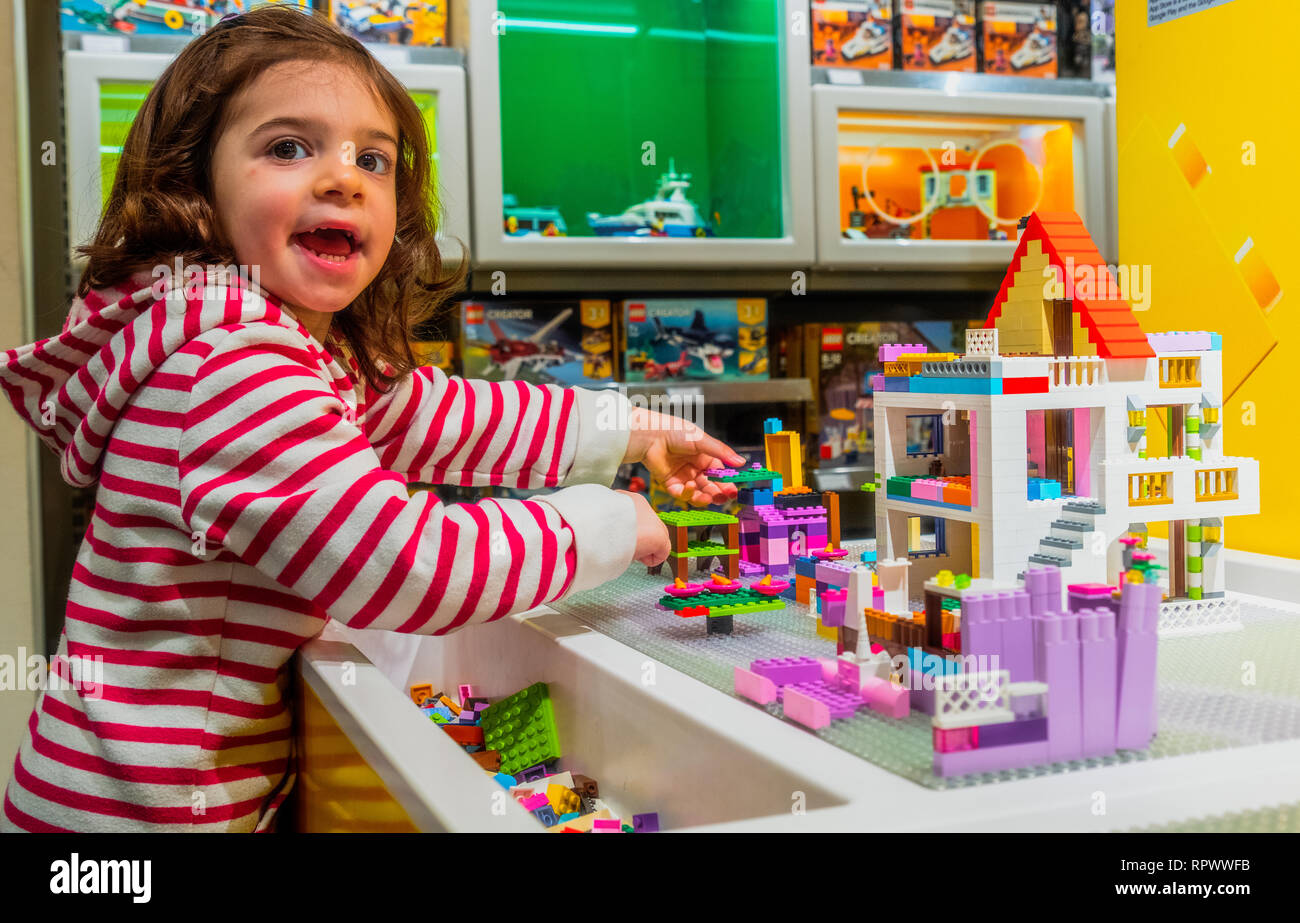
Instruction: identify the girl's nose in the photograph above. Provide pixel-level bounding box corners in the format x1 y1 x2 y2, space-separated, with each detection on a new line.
314 148 365 199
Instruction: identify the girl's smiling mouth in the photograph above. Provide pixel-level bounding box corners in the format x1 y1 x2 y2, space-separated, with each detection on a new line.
292 225 361 271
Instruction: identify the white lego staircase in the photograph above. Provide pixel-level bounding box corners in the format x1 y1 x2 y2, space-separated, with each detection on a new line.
1029 499 1106 576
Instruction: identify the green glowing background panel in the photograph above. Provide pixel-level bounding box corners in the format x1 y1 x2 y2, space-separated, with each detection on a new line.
99 81 441 207
99 81 152 208
497 0 784 239
410 90 441 184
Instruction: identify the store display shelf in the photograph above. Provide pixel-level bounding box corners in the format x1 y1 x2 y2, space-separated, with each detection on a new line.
598 378 813 407
812 67 1113 99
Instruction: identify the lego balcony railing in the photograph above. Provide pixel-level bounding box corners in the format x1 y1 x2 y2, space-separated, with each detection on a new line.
1109 456 1258 514
1049 356 1106 389
995 356 1107 392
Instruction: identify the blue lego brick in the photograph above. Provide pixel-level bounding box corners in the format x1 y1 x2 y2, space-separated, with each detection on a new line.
764 417 783 434
1209 332 1222 350
751 488 774 506
881 376 911 392
908 647 963 677
859 549 877 564
493 773 517 788
1028 478 1063 500
909 376 1002 395
795 556 818 578
534 805 559 827
558 812 581 823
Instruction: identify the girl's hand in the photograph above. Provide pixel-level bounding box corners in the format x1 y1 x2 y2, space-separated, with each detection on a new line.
616 489 671 567
624 407 745 507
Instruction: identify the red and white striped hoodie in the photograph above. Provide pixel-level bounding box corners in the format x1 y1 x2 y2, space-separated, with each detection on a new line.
0 270 634 832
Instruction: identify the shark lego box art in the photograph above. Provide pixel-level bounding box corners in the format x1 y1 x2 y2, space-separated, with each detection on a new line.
460 299 615 387
621 298 769 382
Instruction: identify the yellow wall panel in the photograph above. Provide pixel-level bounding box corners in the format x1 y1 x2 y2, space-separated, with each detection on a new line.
1118 2 1296 559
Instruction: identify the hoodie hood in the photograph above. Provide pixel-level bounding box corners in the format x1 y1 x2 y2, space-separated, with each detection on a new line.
0 268 352 488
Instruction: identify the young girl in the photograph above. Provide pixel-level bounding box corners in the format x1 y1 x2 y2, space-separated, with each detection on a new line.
0 7 741 832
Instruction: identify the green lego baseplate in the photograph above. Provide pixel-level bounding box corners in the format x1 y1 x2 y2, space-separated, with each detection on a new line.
706 467 782 484
480 682 561 775
658 510 738 527
657 586 786 617
671 540 739 558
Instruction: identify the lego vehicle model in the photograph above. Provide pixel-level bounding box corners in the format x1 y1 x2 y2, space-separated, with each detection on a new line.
841 18 890 60
650 310 737 375
1011 31 1055 70
929 24 974 64
503 194 567 237
587 160 713 238
484 308 577 379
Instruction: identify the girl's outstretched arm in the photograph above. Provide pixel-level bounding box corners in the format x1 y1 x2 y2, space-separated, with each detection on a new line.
361 365 629 490
179 326 636 632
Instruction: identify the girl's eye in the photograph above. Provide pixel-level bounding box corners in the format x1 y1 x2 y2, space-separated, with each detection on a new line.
356 151 391 175
271 139 309 161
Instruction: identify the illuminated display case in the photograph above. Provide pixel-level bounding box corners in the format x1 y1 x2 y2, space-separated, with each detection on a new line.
469 0 815 269
62 43 469 264
812 75 1110 269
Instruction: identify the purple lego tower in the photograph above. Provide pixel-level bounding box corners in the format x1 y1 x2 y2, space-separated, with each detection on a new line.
933 565 1162 777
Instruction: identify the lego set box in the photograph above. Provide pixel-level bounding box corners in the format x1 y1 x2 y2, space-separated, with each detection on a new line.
980 2 1057 78
899 0 976 72
812 0 895 71
621 299 769 382
461 299 616 387
779 319 981 469
328 1 448 46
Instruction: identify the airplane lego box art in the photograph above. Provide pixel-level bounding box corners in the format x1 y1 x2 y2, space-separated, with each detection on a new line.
460 299 616 387
621 298 769 382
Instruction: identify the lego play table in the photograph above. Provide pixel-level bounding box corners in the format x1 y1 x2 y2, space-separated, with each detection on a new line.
294 548 1300 831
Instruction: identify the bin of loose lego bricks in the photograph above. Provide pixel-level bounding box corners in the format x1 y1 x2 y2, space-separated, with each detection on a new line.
323 610 839 831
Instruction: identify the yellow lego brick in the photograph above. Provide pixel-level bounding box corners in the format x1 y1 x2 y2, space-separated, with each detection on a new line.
815 619 837 641
547 783 581 816
438 695 462 715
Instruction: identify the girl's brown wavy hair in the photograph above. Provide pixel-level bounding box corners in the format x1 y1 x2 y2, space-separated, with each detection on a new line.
75 5 465 393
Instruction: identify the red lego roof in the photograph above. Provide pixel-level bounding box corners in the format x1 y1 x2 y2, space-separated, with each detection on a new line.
984 211 1155 359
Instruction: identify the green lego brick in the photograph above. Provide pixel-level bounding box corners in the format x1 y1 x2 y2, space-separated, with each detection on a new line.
480 682 561 776
658 510 738 527
670 540 739 558
1186 525 1203 542
706 467 782 484
657 586 785 617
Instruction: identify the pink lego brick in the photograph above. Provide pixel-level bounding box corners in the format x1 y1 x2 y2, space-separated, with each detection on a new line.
837 657 861 691
520 793 549 812
1115 582 1160 750
861 676 910 719
869 374 885 390
760 536 789 566
782 686 831 729
734 666 778 705
787 681 861 720
591 818 622 833
750 656 823 686
879 343 926 362
1146 331 1211 353
820 589 848 627
933 726 977 753
458 684 477 703
817 657 839 682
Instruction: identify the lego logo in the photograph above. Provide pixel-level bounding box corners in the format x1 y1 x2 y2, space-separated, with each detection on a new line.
465 304 484 324
822 327 844 351
629 303 646 323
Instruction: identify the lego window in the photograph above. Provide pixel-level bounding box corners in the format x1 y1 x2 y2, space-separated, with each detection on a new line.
905 414 943 456
907 516 946 557
496 0 785 241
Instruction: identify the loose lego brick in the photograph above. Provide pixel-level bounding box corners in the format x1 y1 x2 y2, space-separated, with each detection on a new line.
409 683 434 706
734 666 778 705
471 750 502 772
534 805 559 827
591 818 622 833
438 694 462 715
544 809 611 834
520 792 549 812
492 772 516 788
480 683 562 776
571 773 599 800
458 684 477 704
547 783 581 816
441 724 484 747
750 656 822 686
632 812 660 833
